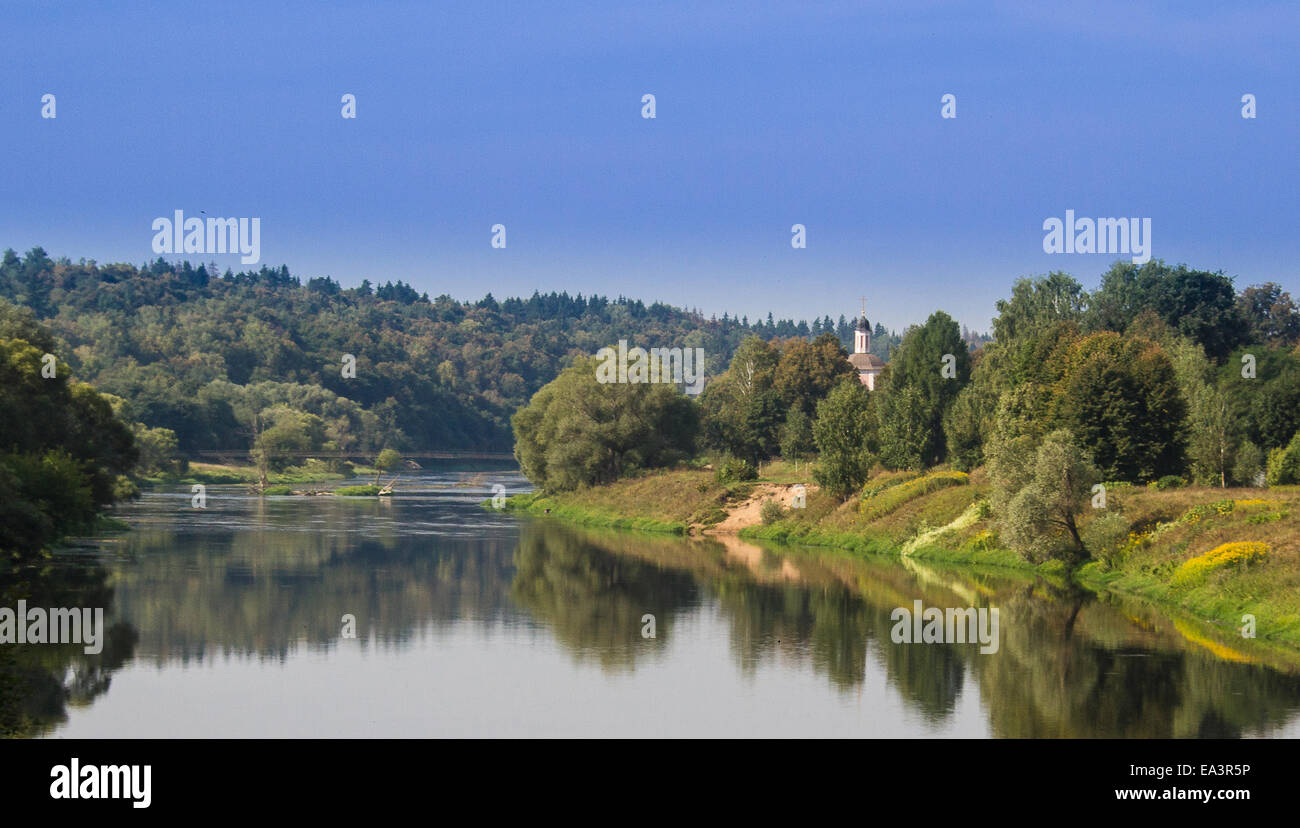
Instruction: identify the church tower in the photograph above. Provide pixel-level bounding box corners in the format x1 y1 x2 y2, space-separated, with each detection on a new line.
847 300 884 390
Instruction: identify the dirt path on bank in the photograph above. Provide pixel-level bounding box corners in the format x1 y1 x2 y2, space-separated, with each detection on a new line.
707 482 816 534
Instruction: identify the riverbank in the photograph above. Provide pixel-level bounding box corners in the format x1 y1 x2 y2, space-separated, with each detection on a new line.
501 464 1300 657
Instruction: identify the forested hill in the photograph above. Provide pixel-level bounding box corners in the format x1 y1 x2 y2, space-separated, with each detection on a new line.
0 247 916 454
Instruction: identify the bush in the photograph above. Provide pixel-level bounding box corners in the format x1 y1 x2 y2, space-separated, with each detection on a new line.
1082 511 1130 566
760 499 785 525
1233 441 1266 487
1179 499 1234 524
261 485 293 496
715 456 758 484
1266 432 1300 485
1152 475 1185 490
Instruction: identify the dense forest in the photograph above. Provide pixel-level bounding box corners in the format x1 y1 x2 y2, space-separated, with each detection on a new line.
0 300 138 556
0 247 926 462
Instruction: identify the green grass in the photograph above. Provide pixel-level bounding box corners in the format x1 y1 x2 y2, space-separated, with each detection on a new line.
334 484 382 497
497 466 758 533
498 491 687 533
139 461 358 486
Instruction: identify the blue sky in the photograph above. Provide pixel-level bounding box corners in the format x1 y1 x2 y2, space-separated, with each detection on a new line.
2 1 1296 331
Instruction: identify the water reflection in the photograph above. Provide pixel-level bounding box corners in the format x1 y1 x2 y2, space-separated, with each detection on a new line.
0 555 137 737
8 473 1300 737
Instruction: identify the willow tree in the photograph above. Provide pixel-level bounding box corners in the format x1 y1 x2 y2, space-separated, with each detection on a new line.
992 429 1099 565
512 354 698 492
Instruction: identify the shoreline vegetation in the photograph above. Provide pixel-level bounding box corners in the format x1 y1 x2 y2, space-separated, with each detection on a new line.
133 462 393 497
496 266 1300 672
5 251 1300 667
136 461 381 487
122 461 402 499
498 461 1300 663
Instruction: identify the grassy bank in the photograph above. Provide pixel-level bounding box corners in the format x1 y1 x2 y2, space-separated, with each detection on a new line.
502 464 1300 655
499 466 771 534
1073 490 1300 650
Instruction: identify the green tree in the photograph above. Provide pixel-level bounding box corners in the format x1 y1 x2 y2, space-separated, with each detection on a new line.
697 336 782 465
253 406 326 475
1266 432 1300 485
372 447 403 485
1236 282 1300 348
131 423 183 476
1221 346 1300 451
1233 441 1265 487
878 311 970 466
512 355 698 492
1088 261 1244 360
778 405 816 467
1184 382 1239 487
995 429 1099 565
772 332 855 417
812 379 875 499
877 384 930 470
0 309 137 555
992 272 1088 346
943 380 997 472
1052 332 1185 482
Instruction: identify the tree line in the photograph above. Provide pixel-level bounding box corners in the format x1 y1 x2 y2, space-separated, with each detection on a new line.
513 260 1300 564
0 247 914 473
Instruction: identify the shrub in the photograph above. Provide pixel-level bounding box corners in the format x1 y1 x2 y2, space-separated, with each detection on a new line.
261 485 293 496
1082 511 1130 566
760 499 785 525
965 530 997 553
1173 541 1269 584
1247 511 1287 525
1266 432 1300 485
1152 475 1185 490
715 456 758 484
1233 441 1266 487
1178 499 1235 525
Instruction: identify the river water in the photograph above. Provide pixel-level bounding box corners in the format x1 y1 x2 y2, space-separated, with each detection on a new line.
11 469 1300 738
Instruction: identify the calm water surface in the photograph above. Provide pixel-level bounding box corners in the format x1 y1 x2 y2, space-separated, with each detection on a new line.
13 469 1300 738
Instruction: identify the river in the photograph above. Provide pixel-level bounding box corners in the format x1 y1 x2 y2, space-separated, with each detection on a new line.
11 468 1300 738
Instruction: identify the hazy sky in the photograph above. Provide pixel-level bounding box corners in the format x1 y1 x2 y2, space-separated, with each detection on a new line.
2 1 1296 332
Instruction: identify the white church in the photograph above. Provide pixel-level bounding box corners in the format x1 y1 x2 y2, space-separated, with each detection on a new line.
847 309 884 390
